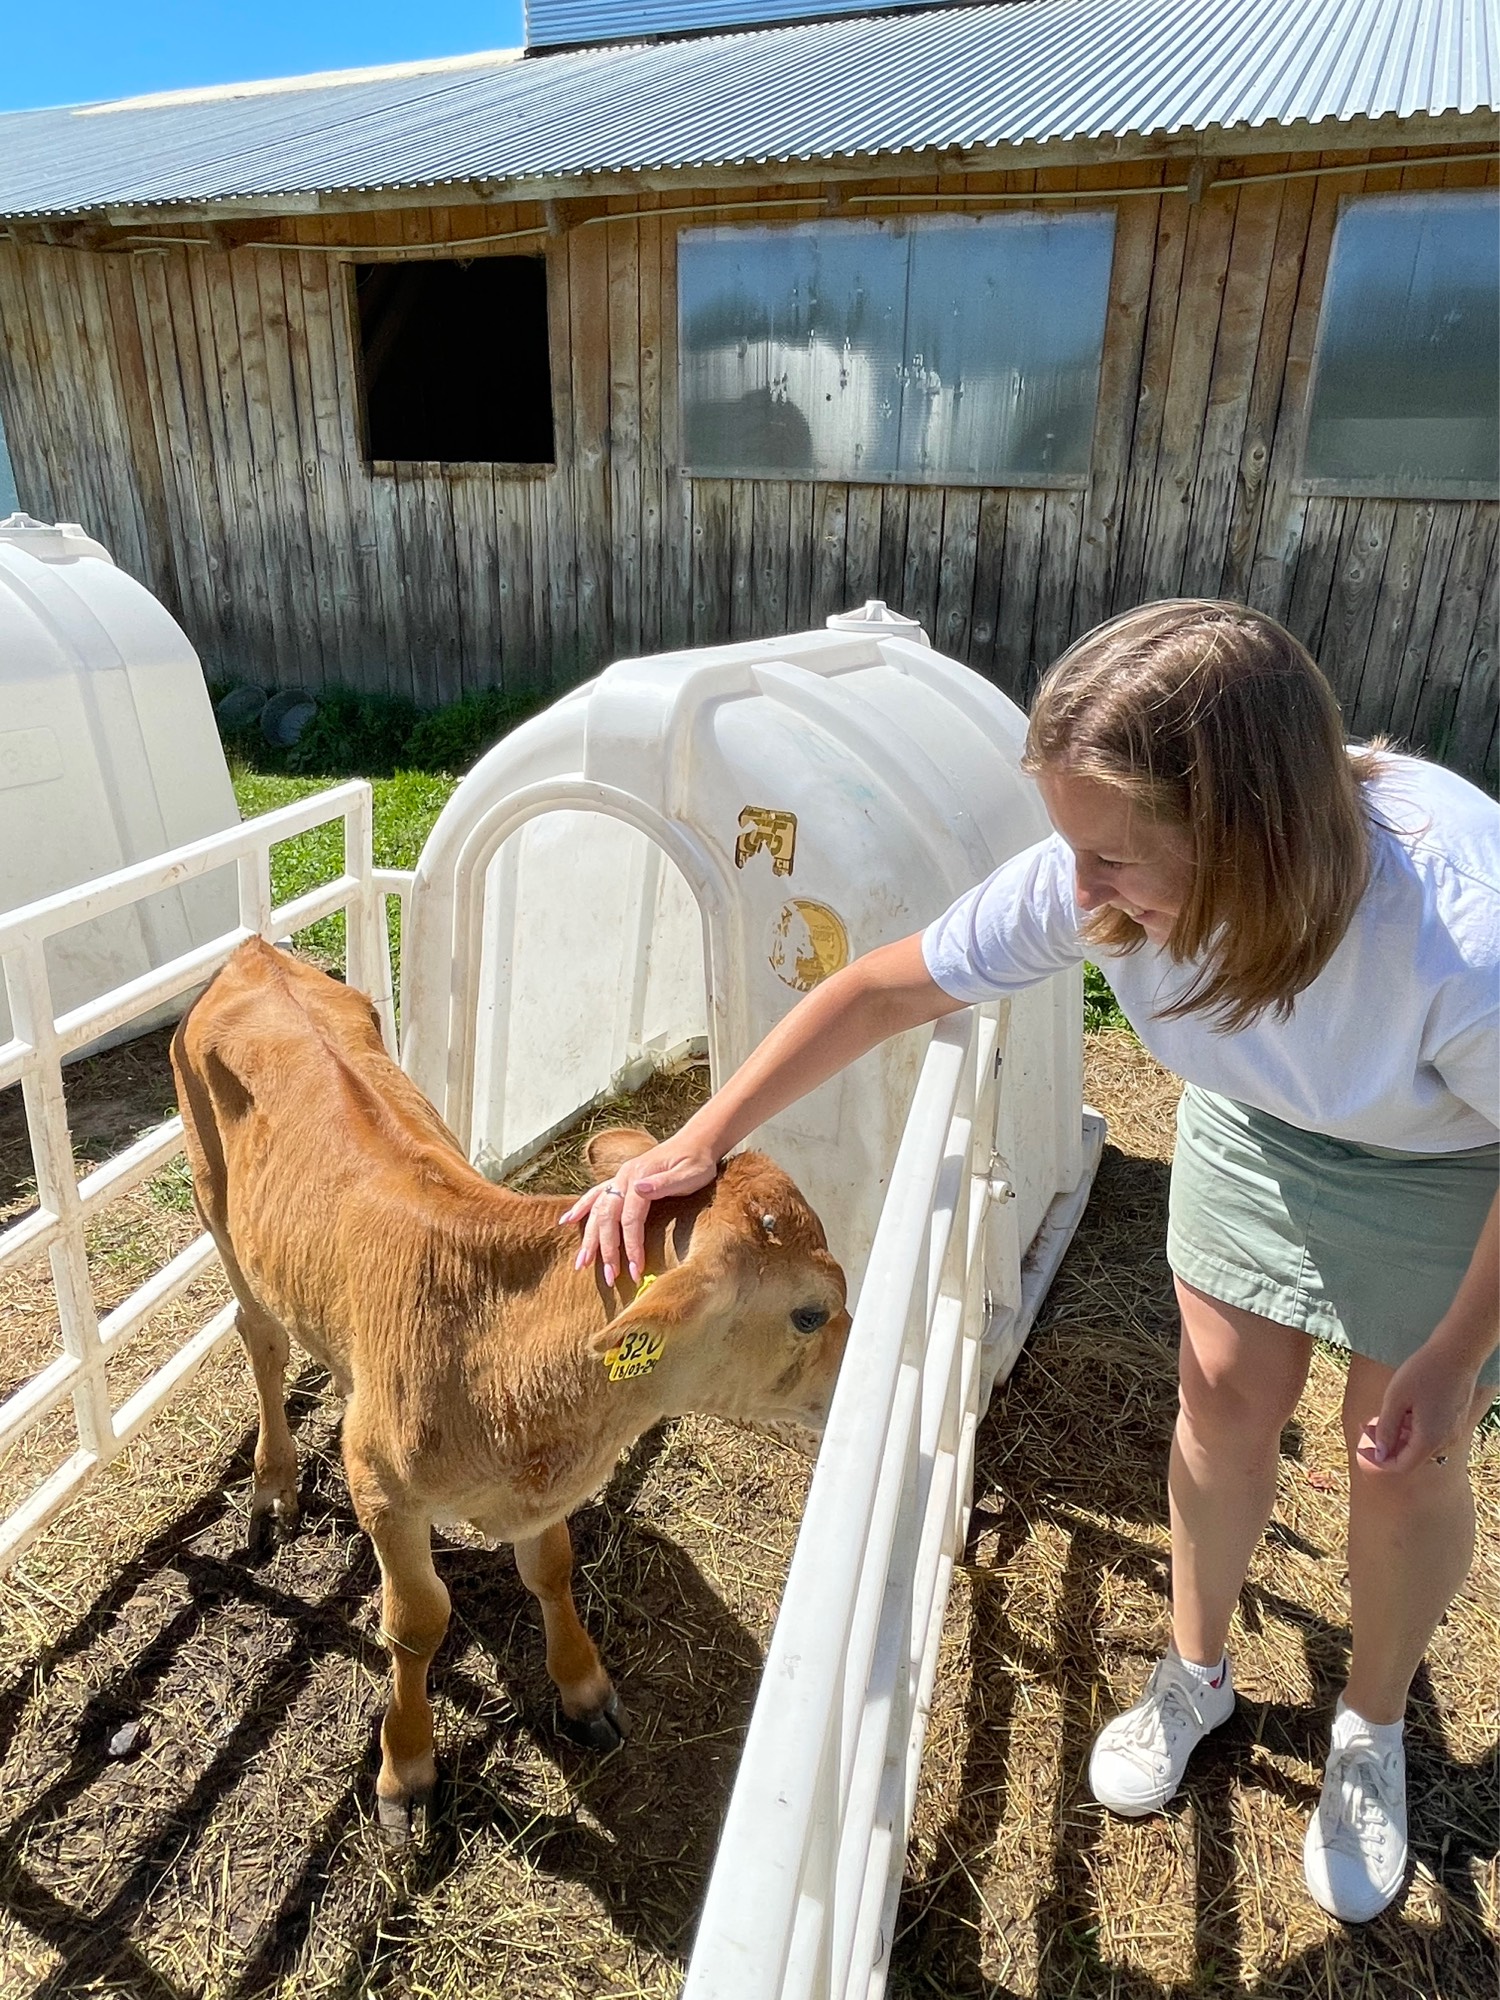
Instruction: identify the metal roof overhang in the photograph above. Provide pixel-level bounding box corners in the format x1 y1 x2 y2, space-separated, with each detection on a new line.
0 0 1494 227
12 113 1497 234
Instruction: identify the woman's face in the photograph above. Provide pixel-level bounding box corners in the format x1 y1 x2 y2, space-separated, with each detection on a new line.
1036 769 1194 947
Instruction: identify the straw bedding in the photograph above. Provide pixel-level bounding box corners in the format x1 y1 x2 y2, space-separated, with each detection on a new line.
0 1022 1493 1998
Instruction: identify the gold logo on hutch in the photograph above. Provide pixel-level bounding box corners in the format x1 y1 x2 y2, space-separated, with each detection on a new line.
734 806 797 877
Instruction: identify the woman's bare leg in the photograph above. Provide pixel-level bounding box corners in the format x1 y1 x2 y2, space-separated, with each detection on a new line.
1170 1279 1313 1664
1340 1356 1493 1723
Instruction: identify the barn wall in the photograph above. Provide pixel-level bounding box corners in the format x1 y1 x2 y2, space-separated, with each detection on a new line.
0 146 1494 779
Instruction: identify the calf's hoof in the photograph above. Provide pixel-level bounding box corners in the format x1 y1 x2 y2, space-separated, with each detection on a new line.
376 1781 433 1846
559 1688 629 1754
246 1495 297 1560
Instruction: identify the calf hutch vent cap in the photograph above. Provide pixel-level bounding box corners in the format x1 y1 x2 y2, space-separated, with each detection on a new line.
400 606 1086 1304
0 512 113 564
825 598 928 641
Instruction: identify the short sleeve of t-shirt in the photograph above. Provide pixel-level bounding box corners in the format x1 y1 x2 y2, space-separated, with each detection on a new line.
1415 854 1500 1131
1428 1009 1500 1131
922 834 1086 1002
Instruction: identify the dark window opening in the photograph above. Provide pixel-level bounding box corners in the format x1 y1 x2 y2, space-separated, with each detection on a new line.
354 257 555 464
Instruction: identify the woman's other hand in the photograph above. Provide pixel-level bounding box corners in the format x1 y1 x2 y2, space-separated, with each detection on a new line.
1361 1191 1496 1472
1358 1335 1484 1473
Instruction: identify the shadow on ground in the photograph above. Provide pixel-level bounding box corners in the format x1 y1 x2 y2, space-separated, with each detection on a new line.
0 1394 765 1997
888 1140 1499 2000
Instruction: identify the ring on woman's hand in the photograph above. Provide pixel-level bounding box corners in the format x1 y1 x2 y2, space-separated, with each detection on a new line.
600 1184 623 1200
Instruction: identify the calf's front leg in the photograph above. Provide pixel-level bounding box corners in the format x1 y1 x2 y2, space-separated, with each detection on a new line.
515 1520 628 1752
349 1475 451 1839
233 1296 300 1555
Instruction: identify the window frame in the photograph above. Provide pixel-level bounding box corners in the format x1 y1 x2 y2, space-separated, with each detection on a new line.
1294 187 1500 504
343 251 560 476
674 209 1118 491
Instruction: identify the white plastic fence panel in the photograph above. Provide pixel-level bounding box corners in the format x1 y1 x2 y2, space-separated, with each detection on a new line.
0 782 392 1576
683 1002 1104 2000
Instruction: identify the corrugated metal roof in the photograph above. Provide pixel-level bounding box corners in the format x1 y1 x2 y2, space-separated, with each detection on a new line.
0 0 1493 221
524 0 954 49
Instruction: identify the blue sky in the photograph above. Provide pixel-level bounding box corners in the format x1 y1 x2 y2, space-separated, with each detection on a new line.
3 2 528 112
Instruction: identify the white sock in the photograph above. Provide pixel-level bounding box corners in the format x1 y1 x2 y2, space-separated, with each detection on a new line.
1334 1698 1404 1750
1174 1647 1230 1690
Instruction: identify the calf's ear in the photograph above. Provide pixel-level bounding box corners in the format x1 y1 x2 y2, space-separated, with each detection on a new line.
587 1256 736 1360
584 1127 658 1181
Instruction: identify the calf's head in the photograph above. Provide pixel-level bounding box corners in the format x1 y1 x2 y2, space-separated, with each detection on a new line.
582 1132 850 1432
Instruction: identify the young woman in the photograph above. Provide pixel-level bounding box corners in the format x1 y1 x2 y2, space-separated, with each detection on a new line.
562 600 1499 1924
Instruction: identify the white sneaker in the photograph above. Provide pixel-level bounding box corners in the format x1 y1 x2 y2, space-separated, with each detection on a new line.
1303 1706 1408 1923
1089 1650 1235 1816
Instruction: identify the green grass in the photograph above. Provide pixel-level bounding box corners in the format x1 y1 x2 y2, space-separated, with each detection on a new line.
147 1155 200 1214
220 679 534 988
231 765 458 984
1083 960 1130 1034
214 683 546 779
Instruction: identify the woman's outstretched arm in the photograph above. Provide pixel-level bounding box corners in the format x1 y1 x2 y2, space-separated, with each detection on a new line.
562 930 967 1284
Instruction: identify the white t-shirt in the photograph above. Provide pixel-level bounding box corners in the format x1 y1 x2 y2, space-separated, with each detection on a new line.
922 754 1500 1154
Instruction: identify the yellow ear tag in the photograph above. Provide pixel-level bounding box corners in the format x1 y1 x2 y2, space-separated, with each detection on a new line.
604 1327 664 1383
604 1274 663 1383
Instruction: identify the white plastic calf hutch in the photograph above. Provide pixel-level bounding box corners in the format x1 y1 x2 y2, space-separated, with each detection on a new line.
402 605 1093 1309
0 514 239 1048
0 604 1102 2000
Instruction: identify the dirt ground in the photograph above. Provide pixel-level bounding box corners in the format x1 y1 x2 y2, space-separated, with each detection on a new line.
0 1024 1494 1999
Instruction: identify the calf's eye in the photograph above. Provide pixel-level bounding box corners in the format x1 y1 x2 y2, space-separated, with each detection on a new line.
790 1305 829 1336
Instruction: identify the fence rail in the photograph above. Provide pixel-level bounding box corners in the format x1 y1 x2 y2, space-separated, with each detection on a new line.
1 796 1103 1998
684 1004 1104 2000
0 781 389 1575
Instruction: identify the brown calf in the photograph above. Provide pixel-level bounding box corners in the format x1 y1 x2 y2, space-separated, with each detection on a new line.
170 938 850 1835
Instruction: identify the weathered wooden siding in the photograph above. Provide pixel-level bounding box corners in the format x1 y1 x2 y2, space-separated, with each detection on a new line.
0 146 1494 779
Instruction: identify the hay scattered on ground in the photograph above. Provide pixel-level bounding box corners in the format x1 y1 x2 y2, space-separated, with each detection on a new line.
0 1024 1493 1998
892 1032 1498 1999
501 1059 715 1197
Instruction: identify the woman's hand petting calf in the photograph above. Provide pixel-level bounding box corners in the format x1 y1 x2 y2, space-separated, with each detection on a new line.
561 1131 720 1286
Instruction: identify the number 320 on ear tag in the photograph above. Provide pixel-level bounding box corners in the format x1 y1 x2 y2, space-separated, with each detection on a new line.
605 1328 664 1383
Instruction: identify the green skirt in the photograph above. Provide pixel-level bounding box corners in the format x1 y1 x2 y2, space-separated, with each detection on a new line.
1167 1085 1499 1389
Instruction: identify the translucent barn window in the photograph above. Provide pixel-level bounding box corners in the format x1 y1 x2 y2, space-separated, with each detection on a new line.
353 257 555 467
1301 190 1500 498
677 212 1116 487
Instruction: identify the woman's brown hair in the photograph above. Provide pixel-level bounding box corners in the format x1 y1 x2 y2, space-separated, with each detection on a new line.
1023 600 1381 1031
